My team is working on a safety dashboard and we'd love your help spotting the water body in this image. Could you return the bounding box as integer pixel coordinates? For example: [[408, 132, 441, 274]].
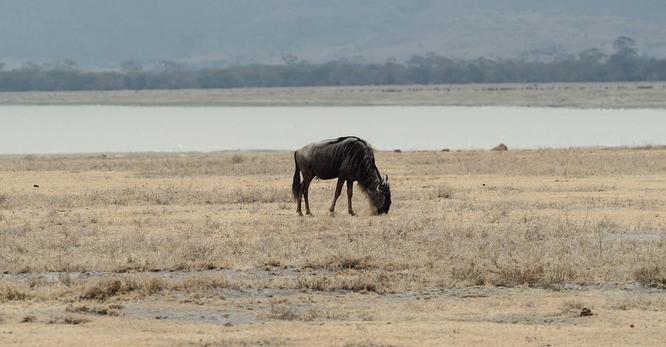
[[0, 106, 665, 154]]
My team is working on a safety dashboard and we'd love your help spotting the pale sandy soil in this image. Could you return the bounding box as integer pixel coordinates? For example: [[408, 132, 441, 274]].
[[1, 149, 665, 346], [2, 82, 666, 107]]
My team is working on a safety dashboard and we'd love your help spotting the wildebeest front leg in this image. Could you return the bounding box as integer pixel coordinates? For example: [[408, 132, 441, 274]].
[[302, 175, 314, 216], [329, 178, 345, 215], [346, 180, 356, 216]]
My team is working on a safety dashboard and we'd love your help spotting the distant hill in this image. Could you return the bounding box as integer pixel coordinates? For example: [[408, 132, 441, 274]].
[[1, 0, 666, 68]]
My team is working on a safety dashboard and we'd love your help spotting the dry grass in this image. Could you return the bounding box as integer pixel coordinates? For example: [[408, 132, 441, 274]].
[[1, 149, 666, 291], [609, 294, 666, 311], [1, 148, 666, 345], [78, 277, 164, 301]]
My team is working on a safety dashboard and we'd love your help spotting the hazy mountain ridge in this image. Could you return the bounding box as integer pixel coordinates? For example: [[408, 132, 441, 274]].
[[1, 0, 665, 68]]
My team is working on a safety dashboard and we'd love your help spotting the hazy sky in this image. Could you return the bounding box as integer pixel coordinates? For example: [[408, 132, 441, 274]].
[[1, 0, 666, 68]]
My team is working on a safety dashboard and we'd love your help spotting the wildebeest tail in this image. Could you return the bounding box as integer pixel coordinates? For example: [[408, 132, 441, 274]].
[[292, 152, 301, 201]]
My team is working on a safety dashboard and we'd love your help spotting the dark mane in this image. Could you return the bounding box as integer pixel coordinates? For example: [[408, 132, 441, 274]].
[[324, 136, 369, 147]]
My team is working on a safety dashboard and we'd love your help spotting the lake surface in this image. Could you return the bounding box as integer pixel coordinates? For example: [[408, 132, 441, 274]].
[[1, 106, 665, 154]]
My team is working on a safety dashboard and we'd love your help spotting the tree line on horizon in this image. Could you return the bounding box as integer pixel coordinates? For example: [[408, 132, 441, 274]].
[[1, 37, 665, 92]]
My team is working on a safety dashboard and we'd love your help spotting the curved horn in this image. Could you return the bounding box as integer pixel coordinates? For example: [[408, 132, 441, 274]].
[[385, 174, 389, 182]]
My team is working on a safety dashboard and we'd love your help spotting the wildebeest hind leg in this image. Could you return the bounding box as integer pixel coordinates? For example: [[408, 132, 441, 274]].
[[302, 175, 314, 216], [346, 180, 356, 216], [296, 180, 304, 216], [329, 178, 344, 215]]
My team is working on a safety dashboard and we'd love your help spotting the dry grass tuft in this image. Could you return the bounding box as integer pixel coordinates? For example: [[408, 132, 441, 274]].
[[79, 279, 129, 300], [297, 271, 385, 293], [634, 266, 666, 288], [66, 304, 123, 316], [176, 274, 228, 294], [493, 263, 547, 287], [267, 298, 346, 321], [433, 185, 454, 199], [325, 256, 373, 270], [48, 315, 90, 325], [268, 304, 322, 321], [0, 284, 29, 302], [78, 277, 164, 300], [450, 261, 486, 286], [20, 315, 37, 323]]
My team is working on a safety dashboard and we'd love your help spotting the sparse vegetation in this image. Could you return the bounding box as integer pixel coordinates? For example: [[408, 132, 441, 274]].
[[1, 148, 665, 345], [1, 149, 665, 288]]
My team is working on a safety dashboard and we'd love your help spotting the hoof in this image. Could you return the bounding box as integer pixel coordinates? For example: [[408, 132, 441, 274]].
[[297, 211, 303, 216], [349, 211, 357, 216], [329, 211, 335, 217], [306, 212, 314, 217]]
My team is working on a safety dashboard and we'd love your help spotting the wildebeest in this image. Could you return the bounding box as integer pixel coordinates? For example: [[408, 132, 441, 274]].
[[292, 136, 391, 216]]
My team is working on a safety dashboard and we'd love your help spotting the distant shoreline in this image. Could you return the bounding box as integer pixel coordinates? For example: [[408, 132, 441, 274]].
[[2, 145, 666, 158], [2, 82, 666, 108]]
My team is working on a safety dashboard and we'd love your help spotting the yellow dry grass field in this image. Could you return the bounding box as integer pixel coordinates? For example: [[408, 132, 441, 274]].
[[1, 148, 666, 346]]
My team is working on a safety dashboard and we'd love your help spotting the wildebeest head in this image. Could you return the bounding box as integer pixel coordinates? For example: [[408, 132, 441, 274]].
[[375, 175, 392, 214]]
